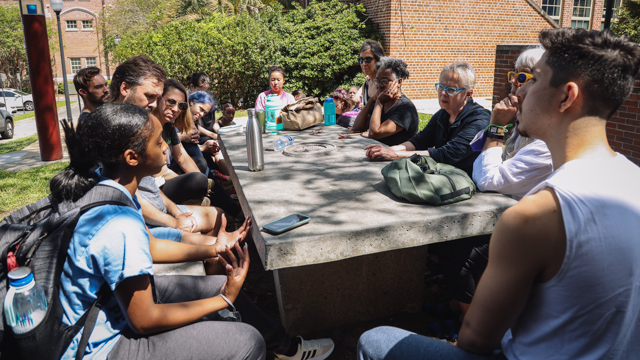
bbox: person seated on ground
[364,61,490,177]
[349,86,363,109]
[292,90,306,100]
[216,103,237,129]
[255,65,296,110]
[358,28,640,360]
[332,88,358,128]
[188,72,219,141]
[73,66,108,122]
[356,39,385,107]
[352,56,419,146]
[473,47,553,200]
[186,91,230,176]
[55,103,334,360]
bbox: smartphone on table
[262,214,311,235]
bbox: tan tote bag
[281,97,324,130]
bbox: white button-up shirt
[473,138,553,200]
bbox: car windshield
[13,90,28,95]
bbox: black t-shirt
[162,123,180,147]
[77,111,90,123]
[197,110,216,133]
[367,95,419,146]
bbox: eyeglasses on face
[374,79,394,88]
[358,57,374,64]
[163,97,188,111]
[508,71,533,85]
[435,83,467,96]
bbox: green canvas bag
[381,154,476,205]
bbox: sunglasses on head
[358,57,374,64]
[508,71,534,85]
[164,97,188,111]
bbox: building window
[542,0,563,23]
[70,58,82,74]
[601,0,622,29]
[571,0,593,29]
[81,20,93,29]
[85,57,96,67]
[66,20,77,29]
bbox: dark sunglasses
[164,97,188,111]
[358,57,374,64]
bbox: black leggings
[160,172,208,205]
[428,235,491,304]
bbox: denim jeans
[358,326,505,360]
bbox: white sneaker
[275,336,335,360]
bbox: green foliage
[264,0,380,99]
[418,113,432,132]
[0,5,27,89]
[115,13,273,106]
[0,161,69,215]
[108,0,380,107]
[611,1,640,43]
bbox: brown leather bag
[281,97,324,130]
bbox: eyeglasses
[358,57,374,64]
[374,79,395,88]
[508,71,533,85]
[435,83,467,96]
[163,97,188,111]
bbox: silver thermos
[246,108,264,171]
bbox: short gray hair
[440,61,476,89]
[515,46,545,70]
[375,56,410,80]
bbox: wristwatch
[486,126,505,140]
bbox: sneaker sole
[308,344,334,360]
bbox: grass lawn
[418,113,432,131]
[0,135,39,155]
[0,161,68,216]
[12,101,77,121]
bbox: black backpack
[0,184,135,360]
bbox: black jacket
[407,98,490,177]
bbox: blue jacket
[407,98,490,177]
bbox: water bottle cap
[8,267,34,287]
[325,98,334,103]
[247,108,256,117]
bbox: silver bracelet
[218,294,242,322]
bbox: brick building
[1,0,115,85]
[361,0,611,99]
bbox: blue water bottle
[324,98,336,125]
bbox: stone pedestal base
[273,245,428,334]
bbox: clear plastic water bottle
[4,267,47,334]
[324,98,336,125]
[272,135,294,152]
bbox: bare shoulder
[492,187,566,283]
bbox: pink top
[254,90,296,110]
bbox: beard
[86,92,106,107]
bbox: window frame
[70,58,82,74]
[81,20,93,30]
[85,57,97,68]
[571,0,593,29]
[541,0,563,24]
[65,20,78,30]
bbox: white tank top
[501,154,640,360]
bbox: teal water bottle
[265,94,284,131]
[324,98,336,125]
[4,267,48,334]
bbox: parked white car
[0,88,34,112]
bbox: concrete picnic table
[219,122,516,334]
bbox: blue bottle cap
[8,267,34,287]
[325,98,334,103]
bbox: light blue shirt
[59,179,154,360]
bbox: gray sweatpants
[108,275,292,360]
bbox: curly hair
[375,56,410,80]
